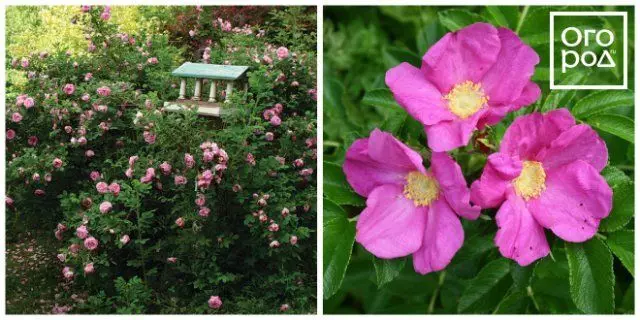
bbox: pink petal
[481,28,540,105]
[527,160,613,242]
[495,190,550,266]
[343,129,425,197]
[430,152,480,220]
[512,81,541,107]
[471,153,522,208]
[413,198,464,274]
[424,109,486,152]
[478,82,541,128]
[537,124,608,172]
[356,185,427,259]
[500,109,576,160]
[385,63,455,126]
[421,23,501,93]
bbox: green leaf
[572,90,634,119]
[416,21,440,54]
[585,114,634,143]
[566,238,614,314]
[540,69,589,112]
[361,88,400,110]
[493,290,529,314]
[599,181,633,232]
[438,9,483,32]
[605,230,634,277]
[601,166,632,187]
[458,259,512,313]
[323,161,365,206]
[372,257,407,288]
[483,6,510,27]
[382,47,420,68]
[323,198,356,299]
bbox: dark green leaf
[493,290,529,314]
[483,6,510,27]
[361,88,400,110]
[372,257,407,288]
[458,259,512,313]
[382,47,420,68]
[601,166,632,187]
[438,9,483,32]
[572,90,634,119]
[416,21,440,54]
[323,198,357,299]
[586,114,634,143]
[323,161,365,206]
[605,230,634,277]
[540,70,589,112]
[566,238,614,314]
[599,181,633,232]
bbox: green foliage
[323,5,634,314]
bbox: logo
[550,12,627,90]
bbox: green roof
[171,62,249,80]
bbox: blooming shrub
[324,6,634,315]
[6,5,316,314]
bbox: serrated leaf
[323,161,365,206]
[458,259,512,313]
[372,256,406,288]
[601,166,632,187]
[566,238,614,314]
[605,230,634,277]
[586,114,634,143]
[323,198,356,299]
[438,9,483,32]
[599,181,633,232]
[361,88,400,110]
[572,90,634,119]
[540,70,589,112]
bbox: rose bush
[6,5,316,314]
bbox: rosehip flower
[195,194,206,207]
[6,129,16,140]
[232,184,242,192]
[268,223,279,232]
[81,93,90,101]
[198,207,210,217]
[143,131,156,144]
[386,23,540,152]
[269,240,280,248]
[96,182,108,194]
[84,236,99,250]
[343,129,480,275]
[6,196,14,206]
[189,29,196,37]
[53,158,63,169]
[265,132,274,141]
[276,46,289,59]
[175,217,185,228]
[203,151,214,162]
[299,168,314,176]
[262,54,273,64]
[24,97,35,109]
[128,155,139,166]
[44,173,52,182]
[76,225,88,239]
[57,253,66,262]
[85,150,95,158]
[208,296,222,309]
[259,214,268,223]
[90,171,101,181]
[78,136,87,145]
[167,257,177,263]
[159,162,172,175]
[291,81,299,87]
[280,304,290,312]
[32,173,41,181]
[174,175,187,186]
[270,115,282,126]
[263,109,275,120]
[34,189,46,196]
[246,153,256,166]
[96,86,111,96]
[108,182,120,195]
[281,208,289,217]
[85,73,93,81]
[55,229,63,240]
[69,243,80,254]
[290,235,298,245]
[63,83,75,95]
[147,57,158,64]
[21,58,29,68]
[120,234,130,245]
[471,109,612,266]
[258,198,267,206]
[293,159,304,167]
[308,88,317,101]
[84,263,95,274]
[62,267,74,280]
[11,112,23,123]
[274,103,283,113]
[125,168,134,178]
[99,201,112,214]
[100,10,110,21]
[184,153,195,168]
[27,136,38,146]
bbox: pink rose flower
[184,153,195,168]
[24,97,35,109]
[125,168,134,178]
[90,171,101,181]
[34,189,46,196]
[62,267,74,280]
[96,86,111,96]
[6,196,14,206]
[147,57,158,64]
[208,296,222,309]
[85,150,95,158]
[32,173,40,182]
[120,234,130,245]
[167,257,177,263]
[308,88,317,101]
[471,109,612,266]
[276,46,289,60]
[198,207,210,217]
[280,304,290,312]
[108,182,120,195]
[195,194,206,207]
[274,103,283,113]
[175,217,185,228]
[63,83,75,95]
[99,201,112,214]
[158,162,172,175]
[281,208,289,217]
[143,131,156,144]
[21,58,29,68]
[270,115,282,126]
[76,225,89,239]
[262,54,273,64]
[343,129,480,275]
[6,129,16,140]
[85,73,93,81]
[293,159,304,168]
[84,236,99,251]
[100,10,110,21]
[174,175,187,185]
[269,240,280,248]
[265,132,274,141]
[57,253,66,262]
[84,263,95,274]
[290,235,298,245]
[129,155,139,166]
[53,158,63,169]
[96,182,108,194]
[11,113,23,123]
[268,223,279,232]
[291,81,299,87]
[28,136,38,146]
[386,23,540,152]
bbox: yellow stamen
[443,80,488,119]
[403,171,439,207]
[513,161,546,200]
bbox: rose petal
[424,109,486,152]
[356,185,427,259]
[430,152,480,220]
[471,153,523,208]
[537,124,608,172]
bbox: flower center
[513,161,546,200]
[443,80,488,119]
[403,171,439,207]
